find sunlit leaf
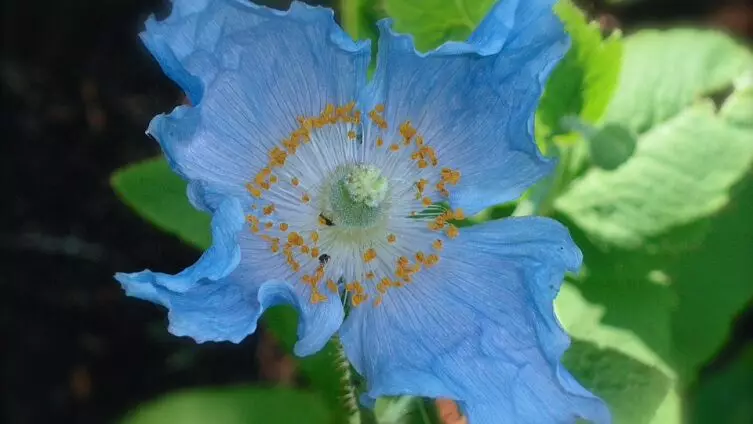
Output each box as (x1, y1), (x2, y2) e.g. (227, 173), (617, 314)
(121, 386), (330, 424)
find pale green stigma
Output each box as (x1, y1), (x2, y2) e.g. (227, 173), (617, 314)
(344, 165), (389, 207)
(321, 164), (390, 228)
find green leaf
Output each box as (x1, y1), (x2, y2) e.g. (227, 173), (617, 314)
(564, 340), (674, 424)
(111, 157), (210, 249)
(666, 175), (753, 378)
(111, 159), (344, 415)
(556, 101), (753, 249)
(557, 284), (679, 424)
(556, 173), (753, 419)
(341, 0), (382, 43)
(263, 306), (344, 414)
(375, 397), (441, 424)
(340, 0), (385, 77)
(561, 117), (637, 170)
(383, 0), (495, 51)
(538, 0), (623, 137)
(120, 386), (331, 424)
(690, 346), (753, 424)
(604, 29), (753, 134)
(720, 71), (753, 127)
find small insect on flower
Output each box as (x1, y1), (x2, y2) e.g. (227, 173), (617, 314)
(116, 1), (611, 423)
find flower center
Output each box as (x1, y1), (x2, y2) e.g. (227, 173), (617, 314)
(321, 164), (390, 228)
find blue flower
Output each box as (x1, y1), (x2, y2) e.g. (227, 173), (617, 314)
(116, 0), (611, 422)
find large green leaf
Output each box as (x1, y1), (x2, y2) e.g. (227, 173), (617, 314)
(111, 157), (210, 249)
(121, 386), (331, 424)
(340, 0), (383, 44)
(557, 170), (753, 387)
(690, 346), (753, 424)
(604, 29), (753, 134)
(538, 0), (622, 137)
(383, 0), (494, 51)
(561, 30), (753, 248)
(557, 284), (679, 424)
(111, 159), (344, 414)
(666, 174), (753, 379)
(556, 101), (753, 249)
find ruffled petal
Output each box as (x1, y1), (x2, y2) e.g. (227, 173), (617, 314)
(360, 0), (567, 215)
(339, 217), (610, 424)
(115, 196), (343, 351)
(142, 0), (371, 205)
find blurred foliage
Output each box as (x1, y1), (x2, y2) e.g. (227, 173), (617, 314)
(111, 0), (753, 423)
(120, 386), (331, 424)
(690, 346), (753, 424)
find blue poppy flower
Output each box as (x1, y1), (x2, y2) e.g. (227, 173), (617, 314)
(116, 0), (611, 422)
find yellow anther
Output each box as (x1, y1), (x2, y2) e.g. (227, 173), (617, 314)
(291, 177), (300, 187)
(263, 204), (275, 216)
(279, 223), (289, 231)
(269, 147), (287, 168)
(300, 245), (310, 254)
(318, 216), (327, 226)
(436, 181), (449, 197)
(386, 233), (397, 244)
(346, 281), (365, 294)
(415, 136), (424, 146)
(416, 179), (427, 194)
(301, 193), (311, 203)
(311, 247), (320, 258)
(254, 172), (266, 186)
(290, 261), (301, 272)
(399, 121), (417, 142)
(363, 248), (377, 263)
(428, 219), (444, 231)
(287, 232), (304, 246)
(323, 103), (335, 119)
(373, 297), (383, 307)
(422, 197), (432, 208)
(374, 104), (385, 113)
(425, 254), (440, 267)
(432, 239), (444, 251)
(415, 251), (426, 263)
(311, 231), (320, 244)
(389, 143), (400, 152)
(376, 137), (384, 148)
(347, 130), (357, 140)
(270, 175), (278, 184)
(417, 159), (428, 169)
(246, 184), (262, 198)
(446, 225), (460, 239)
(366, 271), (376, 280)
(311, 291), (328, 304)
(452, 208), (465, 220)
(282, 137), (299, 154)
(351, 293), (368, 307)
(441, 168), (461, 185)
(264, 221), (274, 230)
(270, 239), (280, 253)
(327, 279), (339, 293)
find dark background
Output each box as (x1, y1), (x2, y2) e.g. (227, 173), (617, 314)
(2, 0), (752, 423)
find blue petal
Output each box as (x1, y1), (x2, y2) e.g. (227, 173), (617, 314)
(360, 0), (567, 215)
(141, 0), (371, 205)
(115, 197), (343, 352)
(339, 217), (611, 424)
